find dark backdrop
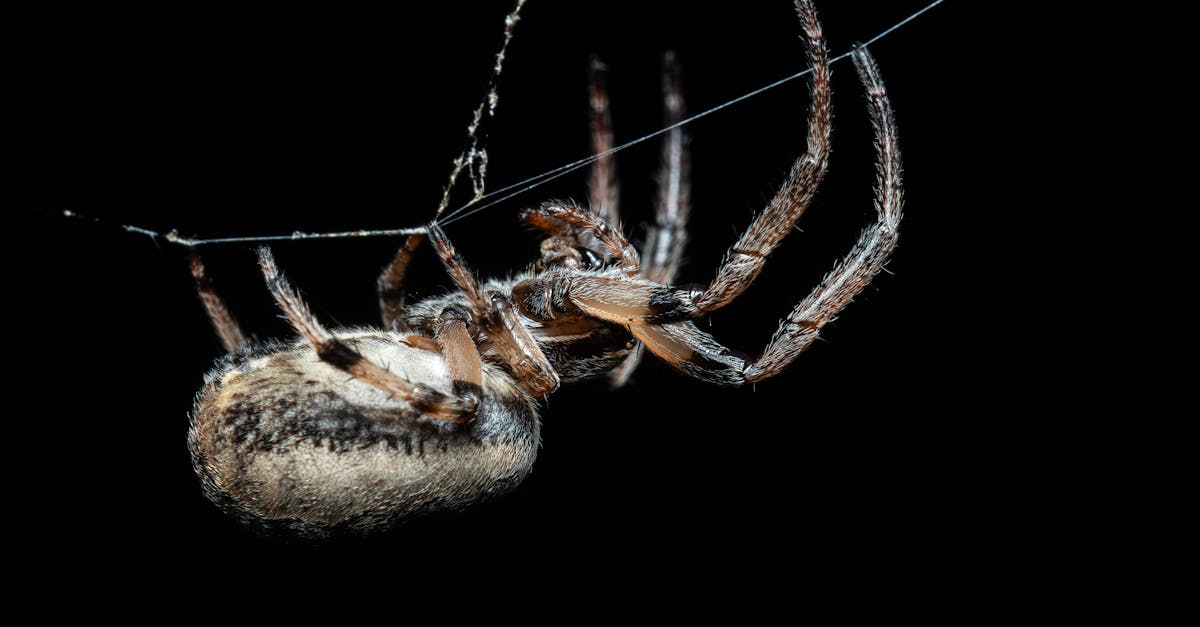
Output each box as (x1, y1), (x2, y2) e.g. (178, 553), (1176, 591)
(12, 1), (1030, 595)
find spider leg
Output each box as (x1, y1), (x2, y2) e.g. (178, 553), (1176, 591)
(377, 233), (425, 331)
(587, 56), (619, 226)
(689, 0), (831, 317)
(641, 51), (690, 286)
(427, 224), (560, 397)
(744, 47), (901, 383)
(484, 294), (560, 396)
(435, 306), (484, 410)
(187, 251), (248, 353)
(521, 202), (639, 276)
(259, 247), (476, 423)
(570, 46), (901, 387)
(608, 52), (690, 388)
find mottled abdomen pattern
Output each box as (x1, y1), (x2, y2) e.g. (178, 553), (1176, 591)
(188, 330), (540, 537)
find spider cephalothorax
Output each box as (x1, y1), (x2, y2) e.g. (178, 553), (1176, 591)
(187, 0), (903, 537)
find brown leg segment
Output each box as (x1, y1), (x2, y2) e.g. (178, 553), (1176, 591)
(587, 56), (619, 226)
(484, 295), (560, 397)
(259, 247), (477, 423)
(377, 233), (425, 331)
(426, 225), (560, 398)
(743, 47), (901, 384)
(436, 308), (484, 408)
(564, 279), (745, 386)
(188, 251), (248, 353)
(690, 0), (831, 317)
(425, 223), (489, 314)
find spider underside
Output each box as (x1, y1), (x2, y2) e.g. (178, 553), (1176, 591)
(187, 0), (903, 537)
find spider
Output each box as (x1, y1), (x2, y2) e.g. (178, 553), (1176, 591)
(187, 0), (902, 537)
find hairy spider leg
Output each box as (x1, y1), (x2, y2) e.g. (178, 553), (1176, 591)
(566, 44), (901, 386)
(425, 223), (560, 397)
(608, 51), (691, 388)
(641, 51), (691, 288)
(258, 247), (479, 423)
(187, 251), (248, 353)
(692, 0), (831, 317)
(377, 233), (425, 331)
(742, 47), (901, 382)
(587, 56), (619, 227)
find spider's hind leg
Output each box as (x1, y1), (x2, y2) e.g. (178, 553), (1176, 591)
(187, 251), (248, 353)
(377, 233), (424, 331)
(259, 247), (478, 423)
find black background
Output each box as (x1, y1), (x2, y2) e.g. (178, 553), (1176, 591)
(12, 1), (1051, 595)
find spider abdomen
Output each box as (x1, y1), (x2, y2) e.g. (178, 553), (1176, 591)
(188, 330), (540, 537)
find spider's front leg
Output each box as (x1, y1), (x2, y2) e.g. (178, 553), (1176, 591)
(566, 46), (902, 387)
(688, 0), (830, 318)
(741, 47), (901, 382)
